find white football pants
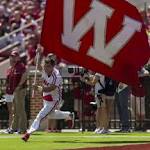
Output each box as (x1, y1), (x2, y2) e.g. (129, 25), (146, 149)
(27, 100), (71, 134)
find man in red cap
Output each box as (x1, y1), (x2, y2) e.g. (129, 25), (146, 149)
(5, 50), (27, 133)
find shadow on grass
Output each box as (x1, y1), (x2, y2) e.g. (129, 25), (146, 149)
(54, 140), (150, 144)
(32, 133), (43, 135)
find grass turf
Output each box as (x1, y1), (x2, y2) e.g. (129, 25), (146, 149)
(0, 131), (150, 150)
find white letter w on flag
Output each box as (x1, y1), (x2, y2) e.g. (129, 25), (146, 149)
(62, 0), (142, 67)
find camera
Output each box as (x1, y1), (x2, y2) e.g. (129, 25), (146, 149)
(98, 87), (105, 95)
(97, 89), (105, 100)
(60, 65), (84, 77)
(79, 68), (88, 77)
(80, 69), (90, 83)
(90, 101), (97, 111)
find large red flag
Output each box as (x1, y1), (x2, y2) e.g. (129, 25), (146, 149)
(41, 0), (150, 86)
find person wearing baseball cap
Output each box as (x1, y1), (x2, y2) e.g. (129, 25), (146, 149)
(5, 49), (27, 134)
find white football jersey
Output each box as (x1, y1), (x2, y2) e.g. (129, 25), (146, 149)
(42, 68), (62, 101)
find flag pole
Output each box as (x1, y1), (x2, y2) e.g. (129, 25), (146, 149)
(144, 2), (148, 26)
(32, 46), (41, 98)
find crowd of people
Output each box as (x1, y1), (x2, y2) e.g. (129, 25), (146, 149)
(72, 66), (150, 133)
(141, 6), (150, 44)
(0, 0), (44, 36)
(0, 0), (44, 58)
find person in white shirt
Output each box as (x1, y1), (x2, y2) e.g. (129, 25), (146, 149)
(22, 50), (74, 142)
(92, 73), (106, 133)
(82, 73), (117, 134)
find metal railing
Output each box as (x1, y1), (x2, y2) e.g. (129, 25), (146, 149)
(0, 17), (43, 44)
(0, 17), (43, 78)
(0, 17), (43, 57)
(0, 76), (150, 130)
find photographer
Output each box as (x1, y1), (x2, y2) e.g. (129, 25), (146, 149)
(81, 72), (105, 133)
(81, 72), (118, 134)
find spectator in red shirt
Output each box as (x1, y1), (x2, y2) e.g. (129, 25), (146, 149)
(6, 50), (27, 134)
(26, 43), (36, 66)
(131, 84), (145, 131)
(131, 67), (149, 131)
(4, 56), (15, 132)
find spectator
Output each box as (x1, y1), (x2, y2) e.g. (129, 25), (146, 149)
(26, 41), (37, 67)
(0, 0), (44, 49)
(81, 73), (102, 133)
(81, 73), (118, 134)
(73, 81), (82, 129)
(5, 50), (27, 134)
(131, 67), (149, 131)
(131, 85), (145, 131)
(98, 76), (118, 134)
(116, 83), (131, 132)
(142, 64), (150, 128)
(3, 57), (15, 133)
(83, 88), (95, 130)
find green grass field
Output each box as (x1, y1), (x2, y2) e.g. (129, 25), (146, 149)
(0, 131), (150, 150)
